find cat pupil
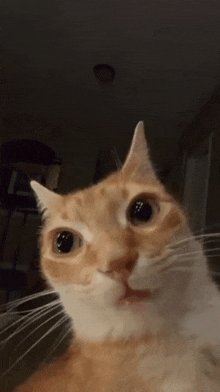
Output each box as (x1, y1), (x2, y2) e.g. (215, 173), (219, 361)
(56, 231), (74, 253)
(129, 198), (153, 224)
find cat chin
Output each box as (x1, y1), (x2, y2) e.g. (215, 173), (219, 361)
(56, 282), (165, 341)
(67, 300), (165, 341)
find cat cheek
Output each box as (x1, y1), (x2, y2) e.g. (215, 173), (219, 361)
(41, 258), (94, 286)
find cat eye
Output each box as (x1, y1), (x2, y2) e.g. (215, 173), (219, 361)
(127, 196), (158, 225)
(53, 230), (83, 254)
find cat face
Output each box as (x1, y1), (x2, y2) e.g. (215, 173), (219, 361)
(37, 181), (184, 282)
(31, 122), (192, 339)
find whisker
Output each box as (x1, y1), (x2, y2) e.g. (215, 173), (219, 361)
(192, 222), (220, 236)
(0, 289), (57, 313)
(166, 265), (220, 277)
(172, 233), (220, 248)
(14, 309), (69, 351)
(0, 315), (69, 379)
(3, 300), (62, 318)
(40, 323), (72, 365)
(176, 254), (220, 263)
(2, 308), (39, 316)
(201, 238), (220, 246)
(152, 251), (220, 275)
(146, 256), (181, 275)
(173, 247), (220, 259)
(0, 301), (59, 335)
(0, 302), (62, 336)
(0, 301), (61, 345)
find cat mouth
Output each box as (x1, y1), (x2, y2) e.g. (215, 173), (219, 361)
(117, 282), (152, 306)
(103, 269), (153, 306)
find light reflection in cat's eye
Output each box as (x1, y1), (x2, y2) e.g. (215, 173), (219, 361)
(127, 194), (159, 226)
(52, 229), (83, 254)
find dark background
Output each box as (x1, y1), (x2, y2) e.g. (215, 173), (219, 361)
(1, 1), (220, 390)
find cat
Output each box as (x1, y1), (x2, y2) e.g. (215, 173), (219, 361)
(14, 121), (220, 391)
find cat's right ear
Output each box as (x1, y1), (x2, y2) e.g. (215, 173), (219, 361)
(30, 181), (61, 217)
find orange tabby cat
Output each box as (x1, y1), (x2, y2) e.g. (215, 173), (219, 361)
(15, 122), (220, 391)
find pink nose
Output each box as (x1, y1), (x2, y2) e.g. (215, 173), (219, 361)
(106, 267), (134, 285)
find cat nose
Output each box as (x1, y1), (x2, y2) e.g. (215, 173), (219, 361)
(110, 256), (137, 274)
(98, 247), (138, 277)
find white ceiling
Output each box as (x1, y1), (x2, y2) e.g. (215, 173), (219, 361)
(2, 0), (220, 189)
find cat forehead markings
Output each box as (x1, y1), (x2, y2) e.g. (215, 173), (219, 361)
(63, 184), (129, 213)
(54, 182), (172, 235)
(48, 178), (175, 245)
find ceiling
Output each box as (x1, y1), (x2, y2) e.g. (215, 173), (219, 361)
(2, 0), (220, 190)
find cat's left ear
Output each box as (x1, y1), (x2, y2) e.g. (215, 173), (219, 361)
(122, 121), (158, 182)
(30, 181), (62, 217)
